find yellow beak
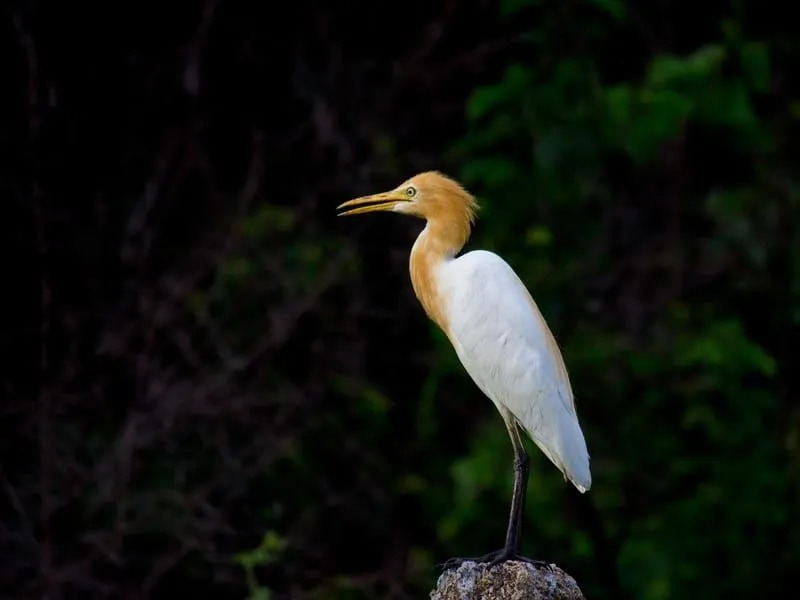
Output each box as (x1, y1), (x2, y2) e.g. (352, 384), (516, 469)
(336, 191), (408, 216)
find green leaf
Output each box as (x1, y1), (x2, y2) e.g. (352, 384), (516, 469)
(467, 84), (510, 121)
(249, 589), (271, 600)
(460, 157), (519, 187)
(676, 319), (776, 377)
(605, 85), (633, 126)
(741, 42), (770, 93)
(647, 45), (725, 88)
(625, 89), (692, 161)
(235, 530), (287, 570)
(695, 82), (759, 139)
(467, 64), (531, 120)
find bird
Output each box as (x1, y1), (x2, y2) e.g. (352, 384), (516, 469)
(336, 171), (591, 569)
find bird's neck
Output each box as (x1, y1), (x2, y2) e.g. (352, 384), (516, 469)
(409, 221), (468, 334)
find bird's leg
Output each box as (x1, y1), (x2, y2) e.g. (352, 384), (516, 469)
(487, 433), (548, 567)
(501, 441), (529, 555)
(441, 423), (551, 572)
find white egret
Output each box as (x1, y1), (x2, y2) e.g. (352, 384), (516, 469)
(337, 171), (591, 568)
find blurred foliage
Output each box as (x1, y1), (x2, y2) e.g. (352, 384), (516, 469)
(437, 1), (799, 599)
(235, 531), (287, 600)
(5, 0), (799, 599)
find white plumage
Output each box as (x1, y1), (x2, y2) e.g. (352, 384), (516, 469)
(436, 248), (591, 492)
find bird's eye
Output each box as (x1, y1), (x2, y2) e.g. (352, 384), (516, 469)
(406, 186), (417, 198)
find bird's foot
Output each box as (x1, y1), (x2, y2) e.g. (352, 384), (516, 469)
(441, 548), (553, 571)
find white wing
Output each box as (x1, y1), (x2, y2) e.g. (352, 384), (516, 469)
(437, 250), (591, 492)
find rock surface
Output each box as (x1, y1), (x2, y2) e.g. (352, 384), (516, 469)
(430, 560), (585, 600)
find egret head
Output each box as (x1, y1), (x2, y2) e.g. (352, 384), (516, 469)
(337, 171), (479, 227)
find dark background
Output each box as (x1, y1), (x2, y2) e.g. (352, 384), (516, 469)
(3, 1), (799, 598)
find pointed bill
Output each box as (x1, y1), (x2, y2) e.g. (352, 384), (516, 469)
(336, 191), (408, 216)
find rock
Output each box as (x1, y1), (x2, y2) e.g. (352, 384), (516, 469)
(430, 560), (585, 600)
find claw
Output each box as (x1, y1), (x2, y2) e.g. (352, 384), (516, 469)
(441, 549), (552, 572)
(489, 552), (552, 570)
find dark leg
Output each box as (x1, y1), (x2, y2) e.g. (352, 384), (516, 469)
(441, 417), (551, 571)
(500, 425), (530, 556)
(484, 424), (549, 566)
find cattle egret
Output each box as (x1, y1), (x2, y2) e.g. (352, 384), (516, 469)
(337, 172), (591, 568)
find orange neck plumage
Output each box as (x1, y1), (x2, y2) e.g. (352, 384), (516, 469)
(409, 218), (471, 336)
